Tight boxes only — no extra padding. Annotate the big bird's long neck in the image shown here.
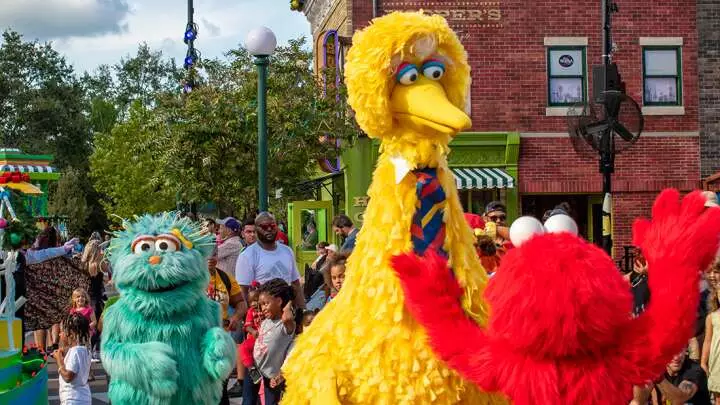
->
[335,130,490,325]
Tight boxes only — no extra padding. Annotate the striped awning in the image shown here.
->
[0,165,56,173]
[452,168,515,189]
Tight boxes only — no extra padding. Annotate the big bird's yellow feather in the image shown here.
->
[282,11,507,404]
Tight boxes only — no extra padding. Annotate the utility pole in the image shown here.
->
[183,0,199,93]
[600,0,619,256]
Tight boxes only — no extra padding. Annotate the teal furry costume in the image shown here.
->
[101,213,236,405]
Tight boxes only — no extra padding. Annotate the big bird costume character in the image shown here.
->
[393,189,720,404]
[282,11,505,404]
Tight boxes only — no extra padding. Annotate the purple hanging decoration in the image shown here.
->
[319,30,342,174]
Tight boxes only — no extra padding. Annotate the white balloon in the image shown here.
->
[509,216,545,247]
[544,214,579,236]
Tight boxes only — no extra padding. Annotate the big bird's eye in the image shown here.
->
[396,63,419,85]
[155,235,180,253]
[131,236,156,255]
[422,60,445,80]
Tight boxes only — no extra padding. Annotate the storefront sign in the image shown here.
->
[353,196,370,207]
[558,55,574,68]
[383,2,503,28]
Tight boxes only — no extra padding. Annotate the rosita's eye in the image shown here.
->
[155,235,180,253]
[422,59,445,80]
[131,236,156,255]
[396,63,419,85]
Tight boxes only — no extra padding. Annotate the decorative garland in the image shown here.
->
[0,171,31,185]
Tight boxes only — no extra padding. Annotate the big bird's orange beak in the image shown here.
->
[390,76,471,135]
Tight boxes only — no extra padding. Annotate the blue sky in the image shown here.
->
[0,0,311,74]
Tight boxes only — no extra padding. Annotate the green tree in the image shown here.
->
[150,38,357,215]
[0,30,106,235]
[0,30,91,167]
[90,38,358,218]
[90,102,176,218]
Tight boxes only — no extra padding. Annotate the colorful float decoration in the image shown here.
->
[0,190,48,405]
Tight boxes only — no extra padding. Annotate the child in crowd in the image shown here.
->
[324,252,348,303]
[69,288,97,380]
[53,313,92,405]
[69,288,97,332]
[240,282,263,380]
[270,309,319,391]
[242,279,296,405]
[702,258,720,399]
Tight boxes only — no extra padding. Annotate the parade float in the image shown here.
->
[0,181,48,405]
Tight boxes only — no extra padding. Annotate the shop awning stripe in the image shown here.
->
[0,164,56,173]
[452,168,514,189]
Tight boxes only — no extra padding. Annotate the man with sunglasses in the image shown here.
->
[235,212,306,312]
[483,201,507,227]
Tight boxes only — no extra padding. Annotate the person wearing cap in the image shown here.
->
[217,217,243,275]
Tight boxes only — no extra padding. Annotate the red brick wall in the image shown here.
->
[371,0,698,133]
[349,1,700,255]
[520,137,700,194]
[520,136,700,255]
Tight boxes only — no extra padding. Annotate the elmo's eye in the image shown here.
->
[155,237,179,253]
[422,60,445,80]
[396,63,419,85]
[131,236,156,255]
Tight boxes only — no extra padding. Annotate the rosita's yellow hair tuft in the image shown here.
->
[344,11,471,138]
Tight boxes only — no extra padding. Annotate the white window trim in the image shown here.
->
[639,37,683,46]
[641,106,686,116]
[545,107,584,117]
[641,39,684,112]
[545,37,589,115]
[544,37,588,46]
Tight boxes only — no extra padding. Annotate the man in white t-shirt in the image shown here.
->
[235,212,305,311]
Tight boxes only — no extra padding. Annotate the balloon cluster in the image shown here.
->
[509,214,579,247]
[0,171,30,184]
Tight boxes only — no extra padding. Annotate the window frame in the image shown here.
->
[546,46,587,107]
[642,46,682,107]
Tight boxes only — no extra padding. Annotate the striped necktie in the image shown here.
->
[410,168,448,258]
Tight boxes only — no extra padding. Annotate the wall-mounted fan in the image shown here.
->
[567,91,643,159]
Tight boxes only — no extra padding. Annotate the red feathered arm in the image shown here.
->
[618,189,720,384]
[391,251,497,391]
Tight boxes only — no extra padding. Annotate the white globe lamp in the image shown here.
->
[245,27,277,57]
[544,214,579,236]
[509,216,545,247]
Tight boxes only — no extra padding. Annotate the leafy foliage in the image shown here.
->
[89,102,176,218]
[94,38,358,217]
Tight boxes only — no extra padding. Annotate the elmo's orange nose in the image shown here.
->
[148,256,162,265]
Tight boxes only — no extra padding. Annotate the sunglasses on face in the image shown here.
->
[488,215,506,222]
[257,223,277,232]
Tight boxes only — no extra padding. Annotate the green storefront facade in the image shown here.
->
[288,132,520,271]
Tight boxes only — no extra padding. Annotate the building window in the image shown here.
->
[547,47,586,106]
[642,47,681,106]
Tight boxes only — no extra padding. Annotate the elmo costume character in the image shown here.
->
[393,189,720,404]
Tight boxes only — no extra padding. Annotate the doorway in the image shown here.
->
[521,194,602,245]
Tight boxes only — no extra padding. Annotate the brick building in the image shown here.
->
[699,0,720,189]
[293,0,702,258]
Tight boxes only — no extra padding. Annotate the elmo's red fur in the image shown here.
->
[392,189,720,404]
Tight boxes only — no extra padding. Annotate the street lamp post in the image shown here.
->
[245,27,277,212]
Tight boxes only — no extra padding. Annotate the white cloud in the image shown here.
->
[2,0,310,73]
[0,0,131,39]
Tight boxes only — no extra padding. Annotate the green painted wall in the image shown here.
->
[340,131,521,222]
[290,132,521,252]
